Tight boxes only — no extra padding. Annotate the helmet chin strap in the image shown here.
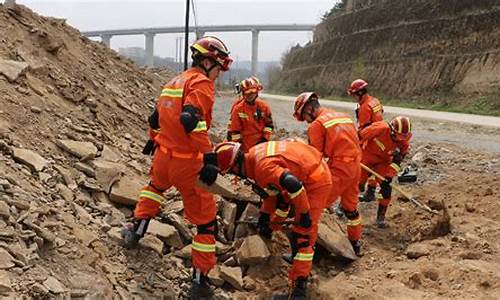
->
[200,58,218,77]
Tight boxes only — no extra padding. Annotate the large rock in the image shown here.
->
[406,243,431,259]
[56,139,98,159]
[148,220,183,249]
[317,215,357,261]
[73,227,98,247]
[0,271,12,294]
[236,234,271,265]
[0,249,15,269]
[43,276,66,294]
[165,213,193,241]
[219,266,243,290]
[223,201,237,240]
[109,177,143,206]
[12,148,48,172]
[139,234,164,255]
[0,59,29,82]
[91,159,123,192]
[234,204,259,239]
[207,265,225,287]
[0,201,10,219]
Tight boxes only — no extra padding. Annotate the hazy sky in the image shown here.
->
[16,0,335,63]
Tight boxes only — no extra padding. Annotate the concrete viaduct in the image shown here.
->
[82,24,315,74]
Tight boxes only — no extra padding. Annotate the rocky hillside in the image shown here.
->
[272,0,500,111]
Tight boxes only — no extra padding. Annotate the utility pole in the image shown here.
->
[184,0,190,70]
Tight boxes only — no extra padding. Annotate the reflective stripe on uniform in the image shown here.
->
[294,251,314,261]
[275,208,289,218]
[191,241,216,253]
[231,133,241,141]
[322,117,353,128]
[390,163,401,172]
[372,105,382,113]
[374,138,386,151]
[151,128,160,133]
[264,127,273,133]
[266,141,277,156]
[238,112,249,119]
[346,217,362,227]
[139,190,166,204]
[288,186,305,199]
[192,121,207,132]
[160,88,183,98]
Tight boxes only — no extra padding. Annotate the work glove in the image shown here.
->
[142,139,156,155]
[298,212,312,229]
[257,213,273,239]
[199,153,219,185]
[257,137,268,144]
[392,149,403,165]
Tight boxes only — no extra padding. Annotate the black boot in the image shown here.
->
[359,186,376,202]
[190,269,214,300]
[350,240,362,256]
[273,277,308,300]
[376,205,388,228]
[121,218,150,249]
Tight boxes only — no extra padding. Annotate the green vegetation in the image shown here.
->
[322,0,348,20]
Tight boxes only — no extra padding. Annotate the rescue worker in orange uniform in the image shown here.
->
[227,76,274,152]
[213,141,332,299]
[121,36,232,299]
[347,79,384,131]
[293,92,362,255]
[358,116,412,228]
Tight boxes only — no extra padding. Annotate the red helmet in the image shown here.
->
[239,76,263,95]
[390,116,412,141]
[293,92,318,121]
[214,142,242,174]
[190,36,233,71]
[347,79,368,95]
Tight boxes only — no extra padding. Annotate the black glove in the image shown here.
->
[392,150,403,165]
[299,212,312,229]
[199,153,219,185]
[257,213,273,239]
[142,139,156,155]
[257,137,268,144]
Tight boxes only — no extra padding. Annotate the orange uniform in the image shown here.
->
[359,121,410,206]
[228,97,273,152]
[307,108,362,242]
[356,95,383,130]
[134,67,217,274]
[226,96,244,140]
[245,141,332,281]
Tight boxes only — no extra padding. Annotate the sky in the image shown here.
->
[15,0,336,63]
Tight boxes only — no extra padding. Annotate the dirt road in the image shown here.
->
[215,94,500,155]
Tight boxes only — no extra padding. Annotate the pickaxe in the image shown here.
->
[360,163,439,215]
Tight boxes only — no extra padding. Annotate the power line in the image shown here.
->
[191,0,199,32]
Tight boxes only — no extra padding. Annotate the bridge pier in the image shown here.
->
[251,29,259,75]
[145,32,155,67]
[101,34,112,47]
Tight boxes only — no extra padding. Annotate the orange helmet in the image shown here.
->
[293,92,318,121]
[239,76,263,95]
[190,36,233,71]
[389,116,412,141]
[214,142,242,174]
[347,79,368,95]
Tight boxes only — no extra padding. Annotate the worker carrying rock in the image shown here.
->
[347,79,384,131]
[121,36,232,299]
[212,140,332,299]
[227,76,274,152]
[293,92,363,255]
[358,116,413,228]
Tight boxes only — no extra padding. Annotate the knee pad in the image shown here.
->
[344,209,360,220]
[380,178,392,199]
[197,219,217,236]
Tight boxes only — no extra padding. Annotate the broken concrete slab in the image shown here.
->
[56,139,98,159]
[73,227,98,247]
[165,213,193,242]
[0,270,12,294]
[74,162,95,178]
[0,59,29,83]
[235,204,259,239]
[109,176,143,206]
[236,234,271,265]
[148,220,183,249]
[0,201,10,219]
[197,176,260,204]
[207,265,225,287]
[12,148,48,172]
[219,265,243,291]
[317,214,357,261]
[406,243,431,259]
